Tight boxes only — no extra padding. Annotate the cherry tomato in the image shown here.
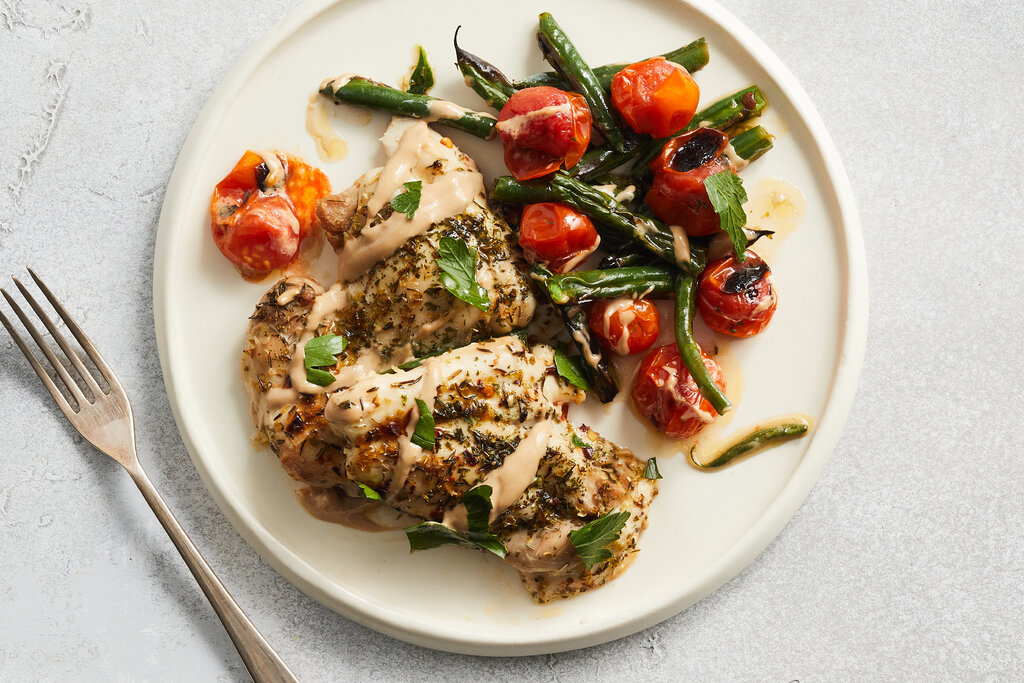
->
[210,151,330,276]
[519,202,600,272]
[632,344,726,439]
[587,298,660,355]
[496,86,592,181]
[611,57,700,138]
[644,127,732,236]
[698,250,777,337]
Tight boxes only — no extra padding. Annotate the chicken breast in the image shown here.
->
[242,119,657,601]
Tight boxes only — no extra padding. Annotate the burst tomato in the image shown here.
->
[587,298,660,355]
[611,57,700,138]
[644,127,732,236]
[496,86,592,181]
[519,202,600,272]
[698,250,777,337]
[210,151,330,277]
[632,344,726,439]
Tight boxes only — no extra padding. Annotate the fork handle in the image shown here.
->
[129,466,298,683]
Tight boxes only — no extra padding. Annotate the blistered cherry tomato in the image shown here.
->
[698,250,777,337]
[496,86,592,181]
[519,202,600,272]
[644,127,732,236]
[210,151,330,277]
[632,344,726,439]
[587,298,660,355]
[611,57,700,138]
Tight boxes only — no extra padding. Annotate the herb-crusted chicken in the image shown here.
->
[242,118,657,601]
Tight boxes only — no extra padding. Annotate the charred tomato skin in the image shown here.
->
[518,202,600,272]
[496,86,592,181]
[644,127,732,236]
[698,250,778,337]
[632,344,725,439]
[586,298,660,355]
[611,57,700,138]
[210,151,330,277]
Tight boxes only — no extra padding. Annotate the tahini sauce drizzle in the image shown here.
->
[494,103,572,137]
[337,121,485,281]
[442,419,554,530]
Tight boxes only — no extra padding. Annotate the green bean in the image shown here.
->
[533,263,676,304]
[598,246,661,269]
[519,38,710,90]
[320,76,496,139]
[560,303,619,403]
[406,45,434,95]
[689,421,809,470]
[728,125,774,164]
[454,28,516,109]
[536,13,627,153]
[673,273,731,414]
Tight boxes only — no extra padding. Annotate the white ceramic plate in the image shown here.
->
[154,0,866,656]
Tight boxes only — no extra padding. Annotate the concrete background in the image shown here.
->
[1,0,1022,680]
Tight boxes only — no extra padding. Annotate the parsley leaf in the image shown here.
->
[410,398,435,450]
[407,45,434,95]
[390,180,423,220]
[437,236,490,311]
[554,347,590,391]
[403,485,507,558]
[643,457,662,480]
[357,483,382,500]
[703,170,749,261]
[571,434,589,450]
[303,333,347,386]
[569,511,630,570]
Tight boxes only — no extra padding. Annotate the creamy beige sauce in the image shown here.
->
[669,224,691,266]
[600,297,639,356]
[723,143,748,172]
[252,149,287,191]
[744,177,806,261]
[559,234,601,272]
[305,93,349,162]
[442,419,554,531]
[688,412,814,470]
[296,486,413,532]
[494,102,572,138]
[570,326,603,369]
[424,98,496,122]
[337,121,485,281]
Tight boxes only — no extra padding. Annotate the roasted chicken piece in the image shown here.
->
[323,335,656,601]
[242,118,657,601]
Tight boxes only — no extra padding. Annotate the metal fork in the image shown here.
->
[0,269,297,683]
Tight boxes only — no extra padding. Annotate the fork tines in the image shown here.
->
[0,268,111,415]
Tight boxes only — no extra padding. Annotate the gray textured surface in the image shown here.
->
[1,0,1022,680]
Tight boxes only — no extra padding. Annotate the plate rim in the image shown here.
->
[153,0,867,656]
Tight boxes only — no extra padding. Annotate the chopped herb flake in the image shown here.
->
[303,333,347,386]
[569,511,629,570]
[410,398,435,450]
[554,348,590,391]
[357,483,382,500]
[390,180,423,220]
[642,458,662,480]
[703,170,749,260]
[437,236,490,311]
